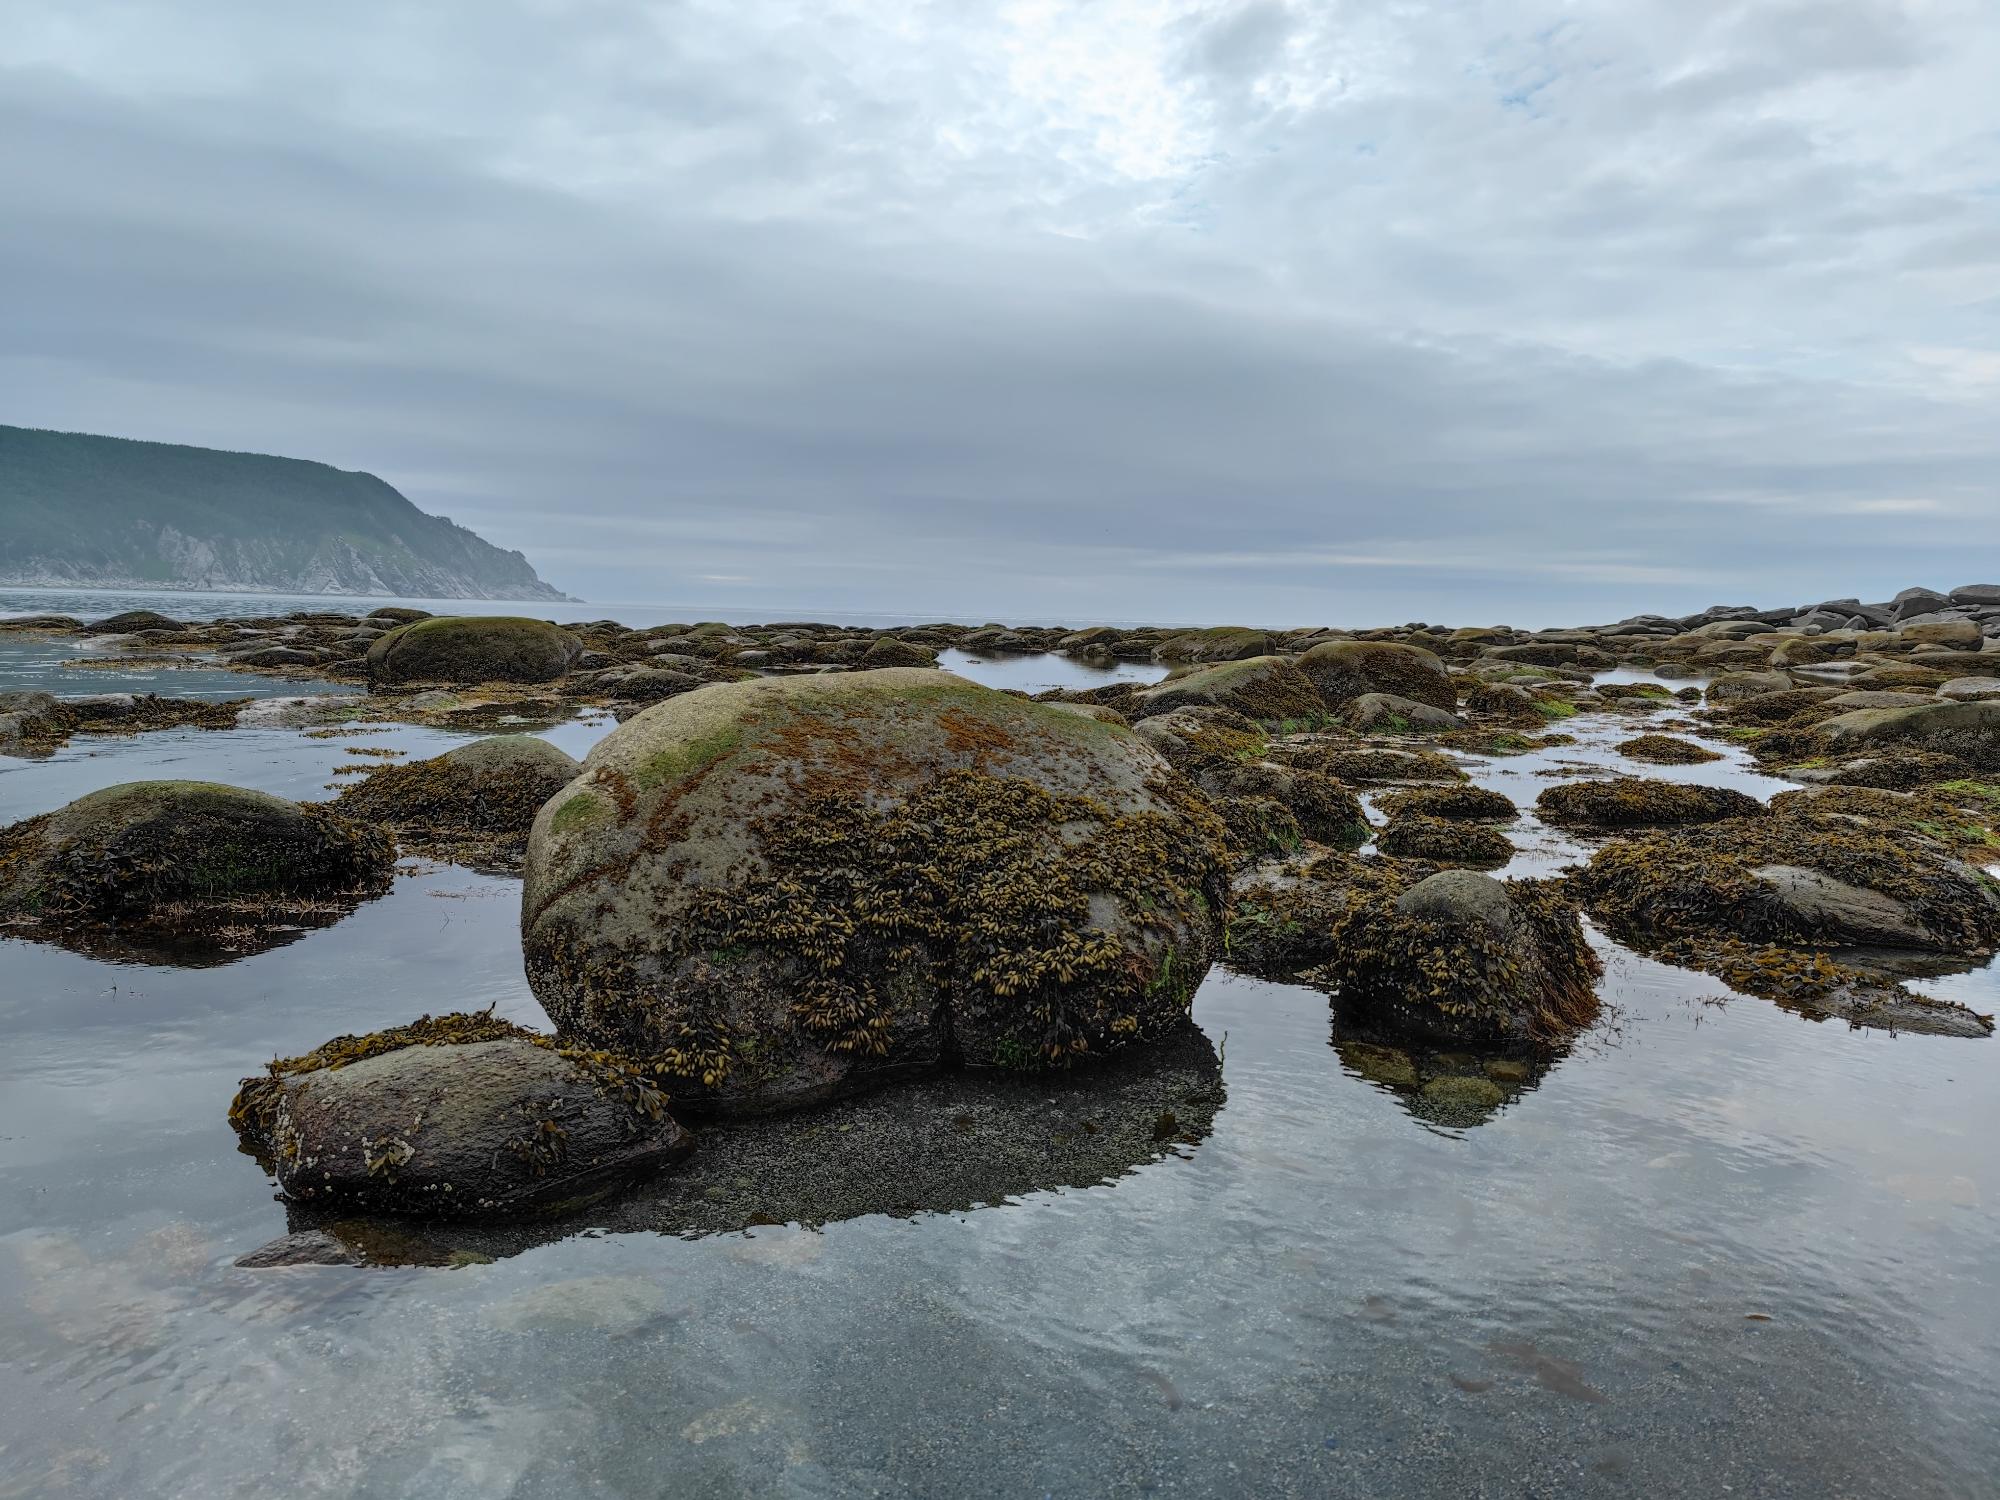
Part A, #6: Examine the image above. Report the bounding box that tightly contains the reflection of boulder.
[1331,1025,1556,1131]
[235,1022,1224,1266]
[0,780,393,965]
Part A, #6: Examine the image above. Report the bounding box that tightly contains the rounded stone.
[521,669,1232,1114]
[366,615,583,686]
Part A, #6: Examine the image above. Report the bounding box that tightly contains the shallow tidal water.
[3,600,1999,1498]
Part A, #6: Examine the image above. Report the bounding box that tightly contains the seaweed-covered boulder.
[366,616,583,686]
[1342,693,1462,733]
[1572,812,2000,956]
[1810,700,2000,772]
[0,691,70,758]
[0,781,393,959]
[1535,778,1766,832]
[1153,626,1271,664]
[229,1012,691,1218]
[1189,759,1367,851]
[1375,785,1517,822]
[1616,734,1721,765]
[522,669,1232,1114]
[1224,851,1418,975]
[1132,656,1324,724]
[1299,641,1455,712]
[860,636,938,669]
[1376,814,1513,868]
[1705,671,1793,705]
[335,735,581,869]
[1269,744,1466,786]
[1315,870,1601,1046]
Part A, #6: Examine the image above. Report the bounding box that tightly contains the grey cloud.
[2,1,1997,625]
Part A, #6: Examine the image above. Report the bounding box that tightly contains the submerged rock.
[366,615,583,686]
[335,734,580,870]
[0,781,392,961]
[230,1012,691,1218]
[1535,778,1766,832]
[522,669,1232,1114]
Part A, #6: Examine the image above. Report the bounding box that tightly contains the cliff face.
[0,425,572,600]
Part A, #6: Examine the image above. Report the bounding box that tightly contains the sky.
[3,0,1998,626]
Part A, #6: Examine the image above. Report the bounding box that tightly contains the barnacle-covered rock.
[366,615,582,686]
[522,669,1233,1114]
[229,1012,691,1218]
[1535,778,1766,832]
[0,780,392,962]
[1309,869,1602,1046]
[334,734,580,870]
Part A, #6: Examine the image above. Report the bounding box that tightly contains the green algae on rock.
[0,780,393,961]
[229,1011,691,1218]
[366,615,583,686]
[521,669,1233,1114]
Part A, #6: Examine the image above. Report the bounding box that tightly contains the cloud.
[2,1,1997,625]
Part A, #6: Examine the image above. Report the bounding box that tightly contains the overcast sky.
[4,1,1997,625]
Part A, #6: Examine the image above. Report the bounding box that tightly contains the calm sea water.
[1,597,1996,1499]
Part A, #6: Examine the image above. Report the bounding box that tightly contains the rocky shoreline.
[5,585,1998,1260]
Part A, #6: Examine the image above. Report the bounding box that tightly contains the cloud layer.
[4,1,1997,624]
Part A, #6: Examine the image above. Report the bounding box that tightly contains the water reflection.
[1328,1016,1558,1133]
[240,1023,1225,1266]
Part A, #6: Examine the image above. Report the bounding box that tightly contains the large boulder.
[1298,640,1455,712]
[335,735,581,869]
[366,616,583,686]
[1132,656,1324,724]
[0,781,392,959]
[521,669,1233,1114]
[230,1012,691,1218]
